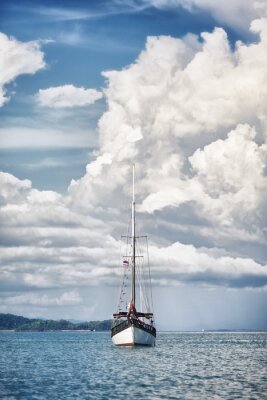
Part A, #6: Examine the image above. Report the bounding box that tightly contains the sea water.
[0,331,266,399]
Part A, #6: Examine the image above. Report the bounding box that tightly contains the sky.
[0,0,267,330]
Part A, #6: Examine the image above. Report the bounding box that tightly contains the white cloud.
[0,32,46,106]
[149,242,267,288]
[140,123,267,229]
[0,171,120,293]
[0,126,97,148]
[146,0,267,32]
[189,124,267,224]
[3,290,82,306]
[32,6,90,21]
[69,20,267,239]
[0,172,32,205]
[0,170,266,293]
[20,2,151,23]
[36,85,103,108]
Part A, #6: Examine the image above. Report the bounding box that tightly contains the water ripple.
[0,332,266,399]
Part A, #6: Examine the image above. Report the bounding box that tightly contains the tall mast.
[131,164,136,305]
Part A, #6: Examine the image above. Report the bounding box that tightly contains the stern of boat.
[111,317,156,346]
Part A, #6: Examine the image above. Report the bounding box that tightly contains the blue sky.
[0,0,267,330]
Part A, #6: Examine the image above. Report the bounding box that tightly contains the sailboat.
[111,165,156,346]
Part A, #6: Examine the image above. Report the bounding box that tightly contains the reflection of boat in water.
[111,165,156,347]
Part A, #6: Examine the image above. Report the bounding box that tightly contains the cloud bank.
[0,170,266,299]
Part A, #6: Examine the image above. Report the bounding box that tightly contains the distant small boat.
[111,165,156,346]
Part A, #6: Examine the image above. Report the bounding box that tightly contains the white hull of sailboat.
[112,325,155,347]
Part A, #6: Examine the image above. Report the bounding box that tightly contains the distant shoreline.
[0,313,111,332]
[1,313,266,333]
[0,330,104,332]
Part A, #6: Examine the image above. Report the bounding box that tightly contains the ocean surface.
[0,331,266,399]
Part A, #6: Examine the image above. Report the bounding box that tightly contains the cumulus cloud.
[189,124,267,225]
[69,20,267,243]
[141,124,267,232]
[36,85,103,108]
[0,172,32,205]
[0,32,45,106]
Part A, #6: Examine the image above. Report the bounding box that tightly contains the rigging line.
[139,270,149,313]
[116,241,125,313]
[136,240,143,307]
[140,259,149,312]
[142,235,151,311]
[137,238,150,312]
[139,240,148,310]
[135,240,141,309]
[136,238,150,313]
[117,232,132,313]
[146,236,154,320]
[138,257,145,311]
[141,238,150,312]
[138,244,146,307]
